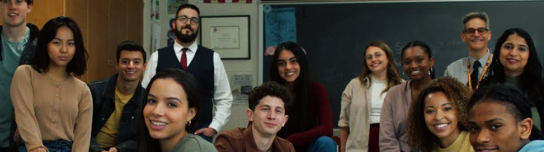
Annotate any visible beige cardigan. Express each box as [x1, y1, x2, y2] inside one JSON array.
[[338, 78, 373, 152], [10, 65, 92, 152]]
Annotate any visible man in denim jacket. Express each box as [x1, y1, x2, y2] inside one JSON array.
[[88, 41, 147, 152]]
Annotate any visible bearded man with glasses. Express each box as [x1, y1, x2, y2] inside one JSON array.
[[141, 3, 233, 143], [444, 12, 493, 91]]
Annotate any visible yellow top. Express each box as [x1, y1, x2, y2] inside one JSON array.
[[433, 131, 475, 152], [96, 88, 133, 148]]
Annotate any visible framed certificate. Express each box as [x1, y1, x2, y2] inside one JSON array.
[[200, 15, 250, 60]]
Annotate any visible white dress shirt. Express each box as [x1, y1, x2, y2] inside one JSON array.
[[141, 41, 233, 132], [444, 49, 492, 85]]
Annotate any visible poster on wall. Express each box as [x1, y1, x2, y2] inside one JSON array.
[[166, 0, 188, 46], [262, 6, 296, 82], [168, 0, 188, 15], [230, 72, 253, 104]]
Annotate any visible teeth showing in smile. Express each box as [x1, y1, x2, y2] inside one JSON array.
[[152, 121, 166, 126], [434, 123, 448, 129], [285, 72, 295, 76], [8, 13, 17, 17], [411, 71, 420, 75], [126, 71, 136, 74]]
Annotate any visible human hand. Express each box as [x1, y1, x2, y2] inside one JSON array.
[[108, 147, 118, 152], [194, 128, 217, 136]]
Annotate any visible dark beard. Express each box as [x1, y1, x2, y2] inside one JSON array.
[[175, 26, 199, 43]]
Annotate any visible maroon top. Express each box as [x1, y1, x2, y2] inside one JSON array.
[[284, 82, 334, 149]]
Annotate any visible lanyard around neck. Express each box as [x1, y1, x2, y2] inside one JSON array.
[[467, 54, 493, 91]]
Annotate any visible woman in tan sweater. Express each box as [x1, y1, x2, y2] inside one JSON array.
[[10, 16, 91, 152]]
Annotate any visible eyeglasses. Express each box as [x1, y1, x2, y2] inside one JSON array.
[[463, 27, 489, 35], [177, 16, 200, 25]]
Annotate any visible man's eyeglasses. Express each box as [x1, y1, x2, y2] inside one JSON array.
[[177, 16, 200, 25], [463, 27, 489, 35]]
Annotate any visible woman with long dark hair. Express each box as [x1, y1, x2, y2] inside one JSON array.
[[339, 40, 402, 152], [10, 16, 91, 152], [136, 69, 217, 152], [379, 40, 435, 152], [480, 28, 544, 131], [270, 41, 335, 152]]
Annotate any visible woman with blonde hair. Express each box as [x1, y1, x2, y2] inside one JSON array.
[[339, 40, 402, 152]]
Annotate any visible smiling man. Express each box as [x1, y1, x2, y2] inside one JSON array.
[[0, 0, 38, 150], [215, 82, 295, 152], [444, 12, 492, 91], [88, 41, 147, 152]]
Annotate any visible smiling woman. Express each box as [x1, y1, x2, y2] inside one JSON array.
[[479, 28, 544, 132], [269, 41, 336, 152], [379, 41, 435, 152], [137, 69, 217, 152], [338, 40, 402, 152], [407, 77, 474, 152]]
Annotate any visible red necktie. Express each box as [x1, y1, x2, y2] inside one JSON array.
[[181, 48, 188, 70]]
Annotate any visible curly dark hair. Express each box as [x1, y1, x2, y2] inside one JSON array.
[[407, 77, 472, 152], [248, 81, 291, 111]]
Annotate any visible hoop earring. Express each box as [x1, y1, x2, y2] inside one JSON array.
[[429, 67, 433, 75], [186, 120, 191, 126]]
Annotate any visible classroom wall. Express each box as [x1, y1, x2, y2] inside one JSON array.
[[143, 0, 260, 131]]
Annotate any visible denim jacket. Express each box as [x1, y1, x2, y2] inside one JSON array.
[[87, 74, 144, 152]]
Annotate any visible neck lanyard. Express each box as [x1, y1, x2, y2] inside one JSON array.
[[467, 54, 492, 91]]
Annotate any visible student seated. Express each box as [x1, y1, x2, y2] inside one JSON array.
[[136, 69, 217, 152], [215, 81, 295, 152], [467, 84, 544, 152], [269, 41, 336, 152], [407, 77, 474, 152], [88, 41, 147, 152]]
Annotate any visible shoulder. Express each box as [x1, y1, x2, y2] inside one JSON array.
[[14, 65, 35, 76], [73, 77, 91, 92], [198, 45, 215, 52], [275, 137, 295, 150], [519, 140, 544, 152], [445, 57, 467, 71], [310, 81, 326, 90], [217, 128, 245, 140], [87, 77, 111, 89], [180, 134, 218, 151], [26, 23, 40, 38], [387, 81, 407, 95], [348, 78, 363, 86]]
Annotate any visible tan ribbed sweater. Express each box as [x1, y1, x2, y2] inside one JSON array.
[[10, 65, 92, 152]]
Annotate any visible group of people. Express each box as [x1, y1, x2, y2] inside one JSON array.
[[1, 1, 544, 152], [0, 1, 333, 152], [339, 11, 544, 152]]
